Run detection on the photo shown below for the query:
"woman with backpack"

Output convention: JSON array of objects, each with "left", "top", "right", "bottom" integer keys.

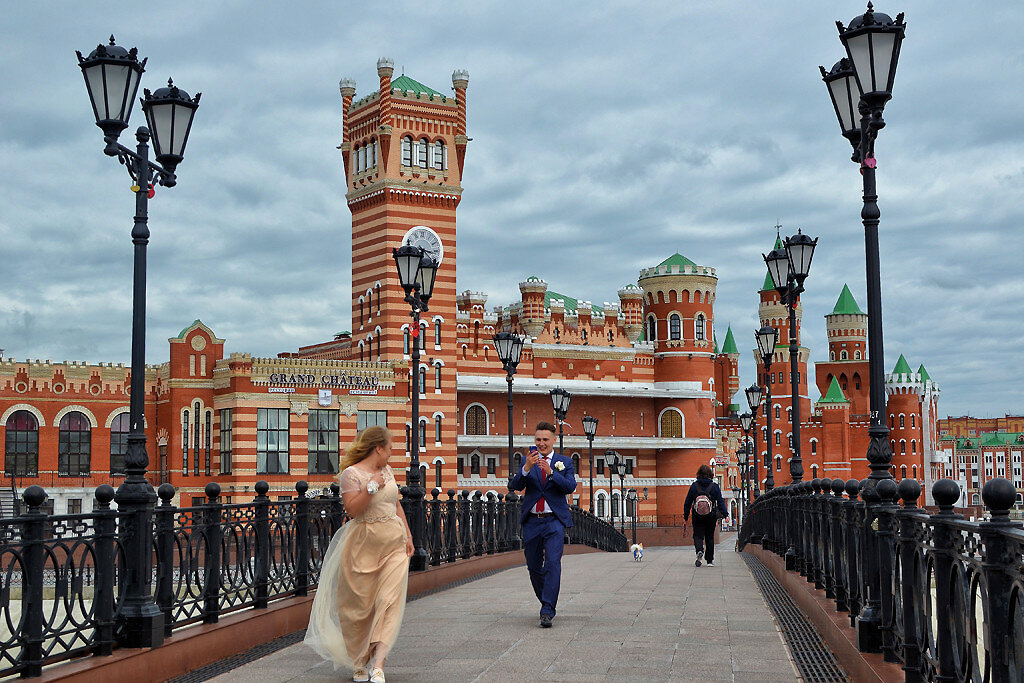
[{"left": 683, "top": 464, "right": 729, "bottom": 567}]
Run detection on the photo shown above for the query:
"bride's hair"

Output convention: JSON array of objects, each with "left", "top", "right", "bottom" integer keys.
[{"left": 339, "top": 425, "right": 391, "bottom": 474}]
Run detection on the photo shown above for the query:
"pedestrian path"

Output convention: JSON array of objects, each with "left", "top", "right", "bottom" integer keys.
[{"left": 208, "top": 541, "right": 799, "bottom": 682}]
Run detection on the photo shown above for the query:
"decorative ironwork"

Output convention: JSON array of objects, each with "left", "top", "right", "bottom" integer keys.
[{"left": 1, "top": 476, "right": 624, "bottom": 677}]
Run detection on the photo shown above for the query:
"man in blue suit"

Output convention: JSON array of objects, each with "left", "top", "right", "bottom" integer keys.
[{"left": 509, "top": 421, "right": 577, "bottom": 627}]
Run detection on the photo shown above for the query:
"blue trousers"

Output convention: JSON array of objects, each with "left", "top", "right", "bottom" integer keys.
[{"left": 522, "top": 515, "right": 565, "bottom": 617}]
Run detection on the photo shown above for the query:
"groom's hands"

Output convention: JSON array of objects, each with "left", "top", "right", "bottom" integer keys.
[
  {"left": 524, "top": 451, "right": 541, "bottom": 472},
  {"left": 537, "top": 458, "right": 552, "bottom": 476}
]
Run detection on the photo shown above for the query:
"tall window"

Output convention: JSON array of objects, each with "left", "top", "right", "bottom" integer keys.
[
  {"left": 433, "top": 141, "right": 445, "bottom": 170},
  {"left": 900, "top": 414, "right": 905, "bottom": 428},
  {"left": 110, "top": 412, "right": 129, "bottom": 475},
  {"left": 435, "top": 418, "right": 442, "bottom": 444},
  {"left": 572, "top": 453, "right": 581, "bottom": 473},
  {"left": 357, "top": 410, "right": 387, "bottom": 431},
  {"left": 58, "top": 411, "right": 91, "bottom": 476},
  {"left": 597, "top": 495, "right": 606, "bottom": 517},
  {"left": 182, "top": 409, "right": 190, "bottom": 476},
  {"left": 419, "top": 367, "right": 427, "bottom": 394},
  {"left": 487, "top": 457, "right": 496, "bottom": 475},
  {"left": 5, "top": 410, "right": 39, "bottom": 477},
  {"left": 205, "top": 411, "right": 212, "bottom": 476},
  {"left": 403, "top": 328, "right": 410, "bottom": 355},
  {"left": 597, "top": 457, "right": 605, "bottom": 474},
  {"left": 669, "top": 314, "right": 681, "bottom": 340},
  {"left": 193, "top": 402, "right": 201, "bottom": 476},
  {"left": 417, "top": 138, "right": 428, "bottom": 168},
  {"left": 435, "top": 365, "right": 442, "bottom": 391},
  {"left": 435, "top": 320, "right": 442, "bottom": 345},
  {"left": 419, "top": 322, "right": 427, "bottom": 350},
  {"left": 309, "top": 410, "right": 339, "bottom": 474},
  {"left": 471, "top": 454, "right": 480, "bottom": 475},
  {"left": 660, "top": 410, "right": 682, "bottom": 438},
  {"left": 465, "top": 405, "right": 488, "bottom": 435},
  {"left": 257, "top": 408, "right": 289, "bottom": 474},
  {"left": 695, "top": 314, "right": 706, "bottom": 340},
  {"left": 646, "top": 316, "right": 657, "bottom": 342},
  {"left": 611, "top": 493, "right": 620, "bottom": 517},
  {"left": 435, "top": 466, "right": 442, "bottom": 489},
  {"left": 219, "top": 409, "right": 233, "bottom": 474},
  {"left": 401, "top": 136, "right": 413, "bottom": 165},
  {"left": 419, "top": 420, "right": 427, "bottom": 448}
]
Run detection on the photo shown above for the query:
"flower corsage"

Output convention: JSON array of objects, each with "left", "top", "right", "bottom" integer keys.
[{"left": 553, "top": 461, "right": 565, "bottom": 472}]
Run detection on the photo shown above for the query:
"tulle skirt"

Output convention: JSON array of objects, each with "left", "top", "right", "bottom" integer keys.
[{"left": 304, "top": 516, "right": 409, "bottom": 670}]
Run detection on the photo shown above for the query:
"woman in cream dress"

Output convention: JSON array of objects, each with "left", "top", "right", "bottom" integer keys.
[{"left": 305, "top": 426, "right": 413, "bottom": 683}]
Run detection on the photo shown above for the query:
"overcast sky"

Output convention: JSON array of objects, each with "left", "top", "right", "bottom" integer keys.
[{"left": 1, "top": 1, "right": 1022, "bottom": 419}]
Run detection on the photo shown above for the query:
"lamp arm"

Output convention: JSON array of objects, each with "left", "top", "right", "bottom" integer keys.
[{"left": 105, "top": 135, "right": 177, "bottom": 187}]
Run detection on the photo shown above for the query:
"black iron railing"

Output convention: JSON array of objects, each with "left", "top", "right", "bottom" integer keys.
[
  {"left": 0, "top": 478, "right": 625, "bottom": 677},
  {"left": 740, "top": 476, "right": 1024, "bottom": 682}
]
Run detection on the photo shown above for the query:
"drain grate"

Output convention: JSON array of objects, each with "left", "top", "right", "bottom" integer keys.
[
  {"left": 164, "top": 564, "right": 519, "bottom": 682},
  {"left": 743, "top": 553, "right": 850, "bottom": 682}
]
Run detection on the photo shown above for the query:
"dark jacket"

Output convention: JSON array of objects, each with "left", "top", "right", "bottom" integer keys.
[
  {"left": 683, "top": 477, "right": 728, "bottom": 521},
  {"left": 508, "top": 452, "right": 577, "bottom": 527}
]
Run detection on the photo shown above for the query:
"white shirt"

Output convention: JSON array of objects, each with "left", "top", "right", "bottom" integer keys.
[{"left": 521, "top": 453, "right": 553, "bottom": 476}]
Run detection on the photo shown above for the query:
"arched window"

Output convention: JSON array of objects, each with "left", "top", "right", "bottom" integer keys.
[
  {"left": 901, "top": 464, "right": 907, "bottom": 478},
  {"left": 465, "top": 406, "right": 488, "bottom": 435},
  {"left": 830, "top": 351, "right": 835, "bottom": 360},
  {"left": 435, "top": 418, "right": 442, "bottom": 444},
  {"left": 403, "top": 328, "right": 410, "bottom": 355},
  {"left": 810, "top": 440, "right": 817, "bottom": 455},
  {"left": 911, "top": 439, "right": 917, "bottom": 454},
  {"left": 695, "top": 314, "right": 706, "bottom": 341},
  {"left": 776, "top": 455, "right": 782, "bottom": 471},
  {"left": 787, "top": 407, "right": 792, "bottom": 423},
  {"left": 419, "top": 367, "right": 426, "bottom": 394},
  {"left": 811, "top": 464, "right": 819, "bottom": 479},
  {"left": 418, "top": 138, "right": 429, "bottom": 168},
  {"left": 110, "top": 412, "right": 130, "bottom": 475},
  {"left": 420, "top": 322, "right": 427, "bottom": 350},
  {"left": 646, "top": 316, "right": 657, "bottom": 343},
  {"left": 900, "top": 414, "right": 905, "bottom": 428},
  {"left": 911, "top": 414, "right": 916, "bottom": 428},
  {"left": 597, "top": 494, "right": 606, "bottom": 517},
  {"left": 775, "top": 432, "right": 781, "bottom": 446},
  {"left": 840, "top": 350, "right": 848, "bottom": 360},
  {"left": 513, "top": 452, "right": 522, "bottom": 471},
  {"left": 900, "top": 440, "right": 907, "bottom": 454},
  {"left": 669, "top": 314, "right": 681, "bottom": 340},
  {"left": 572, "top": 453, "right": 580, "bottom": 473},
  {"left": 775, "top": 405, "right": 781, "bottom": 419},
  {"left": 432, "top": 140, "right": 444, "bottom": 170},
  {"left": 434, "top": 320, "right": 442, "bottom": 346},
  {"left": 5, "top": 410, "right": 39, "bottom": 477},
  {"left": 855, "top": 350, "right": 862, "bottom": 360},
  {"left": 611, "top": 492, "right": 620, "bottom": 517},
  {"left": 660, "top": 410, "right": 683, "bottom": 438},
  {"left": 912, "top": 465, "right": 918, "bottom": 478},
  {"left": 401, "top": 136, "right": 413, "bottom": 166},
  {"left": 59, "top": 411, "right": 91, "bottom": 476},
  {"left": 369, "top": 139, "right": 377, "bottom": 168},
  {"left": 470, "top": 454, "right": 480, "bottom": 475},
  {"left": 419, "top": 421, "right": 427, "bottom": 449},
  {"left": 435, "top": 466, "right": 442, "bottom": 489},
  {"left": 435, "top": 365, "right": 442, "bottom": 391}
]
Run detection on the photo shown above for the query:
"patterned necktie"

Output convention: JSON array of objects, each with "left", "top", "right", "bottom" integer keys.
[{"left": 535, "top": 458, "right": 548, "bottom": 513}]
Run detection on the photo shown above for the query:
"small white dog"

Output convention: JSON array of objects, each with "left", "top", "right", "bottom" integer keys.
[{"left": 630, "top": 542, "right": 644, "bottom": 561}]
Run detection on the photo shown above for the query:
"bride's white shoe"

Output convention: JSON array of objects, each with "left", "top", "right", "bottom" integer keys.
[{"left": 369, "top": 667, "right": 385, "bottom": 683}]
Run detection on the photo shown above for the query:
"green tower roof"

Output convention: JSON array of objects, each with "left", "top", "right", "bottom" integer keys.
[
  {"left": 722, "top": 326, "right": 738, "bottom": 354},
  {"left": 831, "top": 284, "right": 865, "bottom": 315},
  {"left": 176, "top": 320, "right": 204, "bottom": 338},
  {"left": 918, "top": 364, "right": 931, "bottom": 381},
  {"left": 391, "top": 74, "right": 444, "bottom": 98},
  {"left": 658, "top": 253, "right": 697, "bottom": 269},
  {"left": 544, "top": 290, "right": 601, "bottom": 315},
  {"left": 818, "top": 376, "right": 849, "bottom": 403},
  {"left": 892, "top": 354, "right": 913, "bottom": 375}
]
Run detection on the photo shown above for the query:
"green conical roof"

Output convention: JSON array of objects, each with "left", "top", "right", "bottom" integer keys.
[
  {"left": 818, "top": 376, "right": 849, "bottom": 403},
  {"left": 391, "top": 74, "right": 444, "bottom": 98},
  {"left": 722, "top": 326, "right": 738, "bottom": 354},
  {"left": 918, "top": 364, "right": 931, "bottom": 381},
  {"left": 892, "top": 354, "right": 913, "bottom": 375},
  {"left": 658, "top": 253, "right": 697, "bottom": 269},
  {"left": 831, "top": 284, "right": 865, "bottom": 315}
]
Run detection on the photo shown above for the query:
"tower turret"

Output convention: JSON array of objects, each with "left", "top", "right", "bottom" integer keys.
[
  {"left": 452, "top": 69, "right": 469, "bottom": 175},
  {"left": 519, "top": 276, "right": 548, "bottom": 339},
  {"left": 338, "top": 77, "right": 356, "bottom": 176},
  {"left": 617, "top": 284, "right": 644, "bottom": 343},
  {"left": 885, "top": 354, "right": 925, "bottom": 477},
  {"left": 815, "top": 284, "right": 870, "bottom": 416}
]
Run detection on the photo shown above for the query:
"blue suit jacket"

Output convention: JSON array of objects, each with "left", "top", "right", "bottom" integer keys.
[{"left": 508, "top": 453, "right": 577, "bottom": 528}]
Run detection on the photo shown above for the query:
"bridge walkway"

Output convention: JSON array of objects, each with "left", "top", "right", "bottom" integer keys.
[{"left": 208, "top": 541, "right": 799, "bottom": 682}]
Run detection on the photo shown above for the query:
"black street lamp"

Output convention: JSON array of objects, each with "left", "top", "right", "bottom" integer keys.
[
  {"left": 393, "top": 243, "right": 439, "bottom": 572},
  {"left": 763, "top": 228, "right": 817, "bottom": 486},
  {"left": 549, "top": 387, "right": 572, "bottom": 456},
  {"left": 493, "top": 332, "right": 526, "bottom": 480},
  {"left": 77, "top": 36, "right": 200, "bottom": 649},
  {"left": 740, "top": 412, "right": 754, "bottom": 506},
  {"left": 820, "top": 2, "right": 905, "bottom": 654},
  {"left": 745, "top": 383, "right": 765, "bottom": 498},
  {"left": 607, "top": 452, "right": 627, "bottom": 534},
  {"left": 755, "top": 326, "right": 779, "bottom": 491},
  {"left": 581, "top": 414, "right": 599, "bottom": 513},
  {"left": 736, "top": 443, "right": 750, "bottom": 524},
  {"left": 626, "top": 488, "right": 646, "bottom": 545}
]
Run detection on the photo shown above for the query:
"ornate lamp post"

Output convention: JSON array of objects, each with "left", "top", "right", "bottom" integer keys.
[
  {"left": 763, "top": 229, "right": 818, "bottom": 485},
  {"left": 819, "top": 2, "right": 905, "bottom": 653},
  {"left": 607, "top": 452, "right": 627, "bottom": 534},
  {"left": 745, "top": 383, "right": 765, "bottom": 498},
  {"left": 626, "top": 488, "right": 646, "bottom": 545},
  {"left": 549, "top": 387, "right": 572, "bottom": 455},
  {"left": 740, "top": 412, "right": 754, "bottom": 506},
  {"left": 493, "top": 332, "right": 525, "bottom": 479},
  {"left": 581, "top": 414, "right": 599, "bottom": 513},
  {"left": 77, "top": 36, "right": 200, "bottom": 648},
  {"left": 736, "top": 442, "right": 749, "bottom": 524},
  {"left": 393, "top": 244, "right": 439, "bottom": 572},
  {"left": 756, "top": 326, "right": 779, "bottom": 491}
]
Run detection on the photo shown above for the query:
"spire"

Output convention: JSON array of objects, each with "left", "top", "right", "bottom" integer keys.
[
  {"left": 713, "top": 333, "right": 719, "bottom": 354},
  {"left": 892, "top": 354, "right": 913, "bottom": 375},
  {"left": 722, "top": 326, "right": 738, "bottom": 354},
  {"left": 818, "top": 376, "right": 849, "bottom": 403},
  {"left": 657, "top": 253, "right": 697, "bottom": 269},
  {"left": 831, "top": 284, "right": 865, "bottom": 315}
]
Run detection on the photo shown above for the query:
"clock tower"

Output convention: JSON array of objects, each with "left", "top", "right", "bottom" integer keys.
[{"left": 339, "top": 58, "right": 468, "bottom": 486}]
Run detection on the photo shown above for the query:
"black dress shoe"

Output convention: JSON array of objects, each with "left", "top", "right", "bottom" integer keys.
[{"left": 539, "top": 614, "right": 553, "bottom": 628}]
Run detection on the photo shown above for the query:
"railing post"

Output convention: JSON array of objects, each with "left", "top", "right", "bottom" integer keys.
[
  {"left": 154, "top": 483, "right": 176, "bottom": 638},
  {"left": 845, "top": 479, "right": 864, "bottom": 627},
  {"left": 812, "top": 479, "right": 825, "bottom": 589},
  {"left": 856, "top": 479, "right": 884, "bottom": 653},
  {"left": 329, "top": 482, "right": 344, "bottom": 534},
  {"left": 830, "top": 479, "right": 848, "bottom": 611},
  {"left": 785, "top": 485, "right": 798, "bottom": 569},
  {"left": 295, "top": 480, "right": 310, "bottom": 594},
  {"left": 19, "top": 486, "right": 47, "bottom": 677},
  {"left": 873, "top": 478, "right": 899, "bottom": 662},
  {"left": 254, "top": 481, "right": 270, "bottom": 609},
  {"left": 507, "top": 492, "right": 521, "bottom": 550},
  {"left": 459, "top": 490, "right": 472, "bottom": 559},
  {"left": 203, "top": 483, "right": 223, "bottom": 624},
  {"left": 429, "top": 488, "right": 442, "bottom": 566},
  {"left": 980, "top": 478, "right": 1018, "bottom": 683},
  {"left": 929, "top": 480, "right": 961, "bottom": 682},
  {"left": 485, "top": 492, "right": 496, "bottom": 555},
  {"left": 820, "top": 479, "right": 834, "bottom": 598},
  {"left": 495, "top": 493, "right": 506, "bottom": 553},
  {"left": 92, "top": 484, "right": 117, "bottom": 656},
  {"left": 896, "top": 479, "right": 923, "bottom": 682},
  {"left": 472, "top": 491, "right": 484, "bottom": 556},
  {"left": 445, "top": 489, "right": 458, "bottom": 563}
]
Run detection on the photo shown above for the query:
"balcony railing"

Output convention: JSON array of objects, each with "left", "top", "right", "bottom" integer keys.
[
  {"left": 0, "top": 478, "right": 625, "bottom": 678},
  {"left": 740, "top": 476, "right": 1024, "bottom": 681}
]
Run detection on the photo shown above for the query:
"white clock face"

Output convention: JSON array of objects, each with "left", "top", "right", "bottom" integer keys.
[{"left": 402, "top": 226, "right": 444, "bottom": 266}]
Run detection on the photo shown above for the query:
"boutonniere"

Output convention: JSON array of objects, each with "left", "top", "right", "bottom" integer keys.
[{"left": 553, "top": 461, "right": 565, "bottom": 472}]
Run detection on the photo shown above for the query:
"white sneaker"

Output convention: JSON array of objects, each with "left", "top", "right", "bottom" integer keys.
[
  {"left": 695, "top": 550, "right": 703, "bottom": 567},
  {"left": 707, "top": 561, "right": 716, "bottom": 567}
]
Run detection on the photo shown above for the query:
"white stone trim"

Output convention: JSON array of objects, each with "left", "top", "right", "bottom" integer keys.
[
  {"left": 54, "top": 405, "right": 99, "bottom": 428},
  {"left": 458, "top": 435, "right": 715, "bottom": 450},
  {"left": 2, "top": 404, "right": 44, "bottom": 427},
  {"left": 457, "top": 375, "right": 708, "bottom": 399}
]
